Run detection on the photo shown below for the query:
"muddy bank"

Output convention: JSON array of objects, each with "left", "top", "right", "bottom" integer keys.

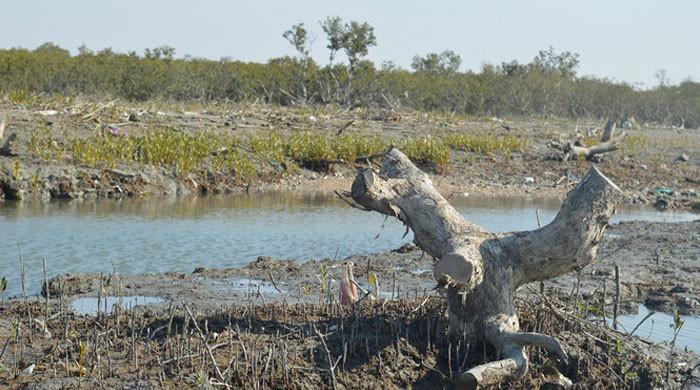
[
  {"left": 547, "top": 219, "right": 700, "bottom": 316},
  {"left": 1, "top": 103, "right": 698, "bottom": 210},
  {"left": 1, "top": 289, "right": 699, "bottom": 389}
]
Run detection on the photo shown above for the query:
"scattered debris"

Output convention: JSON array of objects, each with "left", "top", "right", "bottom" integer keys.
[
  {"left": 549, "top": 119, "right": 626, "bottom": 161},
  {"left": 654, "top": 196, "right": 669, "bottom": 211},
  {"left": 0, "top": 132, "right": 17, "bottom": 156},
  {"left": 21, "top": 364, "right": 36, "bottom": 376},
  {"left": 655, "top": 187, "right": 674, "bottom": 196}
]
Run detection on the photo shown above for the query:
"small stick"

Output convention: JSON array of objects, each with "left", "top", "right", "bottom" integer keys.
[
  {"left": 613, "top": 264, "right": 620, "bottom": 330},
  {"left": 98, "top": 273, "right": 103, "bottom": 319},
  {"left": 19, "top": 249, "right": 26, "bottom": 299},
  {"left": 43, "top": 258, "right": 50, "bottom": 323},
  {"left": 312, "top": 323, "right": 339, "bottom": 390},
  {"left": 267, "top": 271, "right": 284, "bottom": 294},
  {"left": 627, "top": 311, "right": 656, "bottom": 338},
  {"left": 409, "top": 296, "right": 430, "bottom": 315},
  {"left": 335, "top": 120, "right": 355, "bottom": 136},
  {"left": 182, "top": 303, "right": 225, "bottom": 382},
  {"left": 601, "top": 279, "right": 607, "bottom": 326}
]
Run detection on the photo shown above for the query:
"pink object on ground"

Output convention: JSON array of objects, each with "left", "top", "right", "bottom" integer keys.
[{"left": 339, "top": 263, "right": 358, "bottom": 306}]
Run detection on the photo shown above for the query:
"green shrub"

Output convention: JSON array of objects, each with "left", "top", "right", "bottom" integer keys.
[{"left": 401, "top": 136, "right": 450, "bottom": 172}]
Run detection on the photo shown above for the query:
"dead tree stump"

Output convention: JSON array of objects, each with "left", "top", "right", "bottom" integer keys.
[{"left": 347, "top": 148, "right": 623, "bottom": 389}]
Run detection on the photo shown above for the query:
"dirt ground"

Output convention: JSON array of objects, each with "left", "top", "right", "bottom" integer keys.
[
  {"left": 0, "top": 101, "right": 698, "bottom": 210},
  {"left": 1, "top": 286, "right": 698, "bottom": 389}
]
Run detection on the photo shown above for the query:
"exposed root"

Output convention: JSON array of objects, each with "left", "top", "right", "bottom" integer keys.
[
  {"left": 458, "top": 344, "right": 527, "bottom": 389},
  {"left": 505, "top": 331, "right": 568, "bottom": 362},
  {"left": 458, "top": 315, "right": 570, "bottom": 389}
]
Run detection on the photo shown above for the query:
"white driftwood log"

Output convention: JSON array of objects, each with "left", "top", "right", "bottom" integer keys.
[
  {"left": 563, "top": 135, "right": 625, "bottom": 161},
  {"left": 348, "top": 148, "right": 623, "bottom": 389},
  {"left": 563, "top": 119, "right": 626, "bottom": 161}
]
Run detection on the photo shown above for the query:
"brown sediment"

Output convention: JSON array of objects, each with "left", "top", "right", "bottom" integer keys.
[{"left": 0, "top": 291, "right": 698, "bottom": 389}]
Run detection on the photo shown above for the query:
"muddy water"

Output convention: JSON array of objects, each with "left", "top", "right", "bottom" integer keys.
[{"left": 0, "top": 193, "right": 697, "bottom": 298}]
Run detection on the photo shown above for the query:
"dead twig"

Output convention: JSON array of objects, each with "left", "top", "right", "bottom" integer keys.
[
  {"left": 81, "top": 99, "right": 117, "bottom": 120},
  {"left": 335, "top": 120, "right": 355, "bottom": 136},
  {"left": 182, "top": 303, "right": 226, "bottom": 382},
  {"left": 267, "top": 271, "right": 284, "bottom": 294},
  {"left": 409, "top": 296, "right": 431, "bottom": 315},
  {"left": 334, "top": 190, "right": 371, "bottom": 212},
  {"left": 312, "top": 322, "right": 339, "bottom": 390}
]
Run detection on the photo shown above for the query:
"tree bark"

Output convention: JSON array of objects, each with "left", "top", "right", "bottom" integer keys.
[{"left": 348, "top": 148, "right": 623, "bottom": 389}]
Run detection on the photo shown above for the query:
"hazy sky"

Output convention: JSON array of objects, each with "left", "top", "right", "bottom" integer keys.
[{"left": 2, "top": 0, "right": 698, "bottom": 87}]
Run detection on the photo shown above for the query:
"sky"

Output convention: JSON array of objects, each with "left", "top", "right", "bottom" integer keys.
[{"left": 1, "top": 0, "right": 698, "bottom": 87}]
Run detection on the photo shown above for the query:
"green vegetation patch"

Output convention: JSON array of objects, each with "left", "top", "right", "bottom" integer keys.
[{"left": 25, "top": 127, "right": 528, "bottom": 180}]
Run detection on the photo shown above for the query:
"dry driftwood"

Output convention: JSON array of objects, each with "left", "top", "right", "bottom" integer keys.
[
  {"left": 347, "top": 148, "right": 623, "bottom": 389},
  {"left": 551, "top": 119, "right": 626, "bottom": 161},
  {"left": 563, "top": 136, "right": 624, "bottom": 161}
]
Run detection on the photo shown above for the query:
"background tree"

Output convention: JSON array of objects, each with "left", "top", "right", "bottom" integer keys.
[
  {"left": 0, "top": 41, "right": 698, "bottom": 127},
  {"left": 531, "top": 46, "right": 580, "bottom": 78},
  {"left": 411, "top": 50, "right": 462, "bottom": 75},
  {"left": 283, "top": 23, "right": 314, "bottom": 102},
  {"left": 320, "top": 16, "right": 346, "bottom": 66},
  {"left": 320, "top": 16, "right": 376, "bottom": 104},
  {"left": 144, "top": 46, "right": 176, "bottom": 61}
]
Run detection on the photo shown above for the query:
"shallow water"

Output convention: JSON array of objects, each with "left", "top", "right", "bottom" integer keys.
[
  {"left": 0, "top": 192, "right": 697, "bottom": 298},
  {"left": 71, "top": 295, "right": 164, "bottom": 316},
  {"left": 614, "top": 305, "right": 700, "bottom": 353}
]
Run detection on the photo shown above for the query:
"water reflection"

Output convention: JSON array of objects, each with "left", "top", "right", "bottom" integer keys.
[{"left": 0, "top": 192, "right": 341, "bottom": 220}]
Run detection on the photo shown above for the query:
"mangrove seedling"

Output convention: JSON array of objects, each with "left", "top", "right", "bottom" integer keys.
[{"left": 319, "top": 263, "right": 328, "bottom": 294}]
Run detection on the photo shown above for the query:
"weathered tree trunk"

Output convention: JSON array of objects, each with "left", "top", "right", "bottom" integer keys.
[{"left": 348, "top": 148, "right": 623, "bottom": 389}]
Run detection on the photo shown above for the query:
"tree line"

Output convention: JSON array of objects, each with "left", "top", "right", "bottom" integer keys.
[{"left": 0, "top": 17, "right": 698, "bottom": 128}]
